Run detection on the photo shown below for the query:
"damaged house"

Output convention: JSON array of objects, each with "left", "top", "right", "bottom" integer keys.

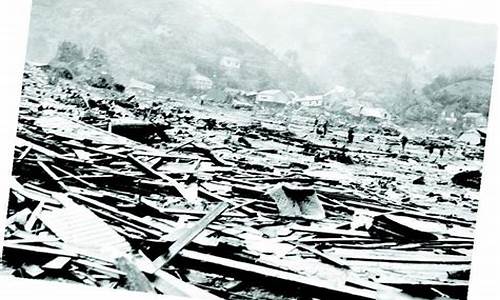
[
  {"left": 255, "top": 89, "right": 290, "bottom": 108},
  {"left": 187, "top": 73, "right": 214, "bottom": 91},
  {"left": 294, "top": 95, "right": 324, "bottom": 108}
]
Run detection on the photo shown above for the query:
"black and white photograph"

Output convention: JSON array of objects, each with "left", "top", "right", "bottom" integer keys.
[{"left": 0, "top": 0, "right": 498, "bottom": 299}]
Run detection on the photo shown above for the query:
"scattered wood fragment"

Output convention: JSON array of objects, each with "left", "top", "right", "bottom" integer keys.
[
  {"left": 152, "top": 202, "right": 230, "bottom": 271},
  {"left": 180, "top": 249, "right": 377, "bottom": 300}
]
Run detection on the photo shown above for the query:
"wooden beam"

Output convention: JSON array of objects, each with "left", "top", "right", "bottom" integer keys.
[
  {"left": 153, "top": 269, "right": 224, "bottom": 300},
  {"left": 152, "top": 202, "right": 230, "bottom": 272},
  {"left": 16, "top": 145, "right": 32, "bottom": 162},
  {"left": 291, "top": 224, "right": 371, "bottom": 238},
  {"left": 2, "top": 242, "right": 79, "bottom": 257},
  {"left": 68, "top": 192, "right": 171, "bottom": 235},
  {"left": 51, "top": 165, "right": 97, "bottom": 188},
  {"left": 115, "top": 256, "right": 154, "bottom": 292},
  {"left": 37, "top": 161, "right": 69, "bottom": 191},
  {"left": 179, "top": 250, "right": 376, "bottom": 300},
  {"left": 127, "top": 154, "right": 197, "bottom": 203},
  {"left": 294, "top": 243, "right": 350, "bottom": 269}
]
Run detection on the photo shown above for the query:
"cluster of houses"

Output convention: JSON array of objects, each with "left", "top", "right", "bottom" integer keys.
[
  {"left": 246, "top": 86, "right": 392, "bottom": 122},
  {"left": 125, "top": 53, "right": 487, "bottom": 140},
  {"left": 127, "top": 71, "right": 394, "bottom": 122},
  {"left": 128, "top": 54, "right": 244, "bottom": 94}
]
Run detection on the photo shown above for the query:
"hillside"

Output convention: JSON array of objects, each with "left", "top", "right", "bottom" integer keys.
[
  {"left": 211, "top": 0, "right": 497, "bottom": 91},
  {"left": 26, "top": 0, "right": 316, "bottom": 93},
  {"left": 433, "top": 79, "right": 493, "bottom": 115}
]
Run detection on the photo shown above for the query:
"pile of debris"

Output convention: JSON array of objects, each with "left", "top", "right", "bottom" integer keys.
[{"left": 1, "top": 64, "right": 483, "bottom": 300}]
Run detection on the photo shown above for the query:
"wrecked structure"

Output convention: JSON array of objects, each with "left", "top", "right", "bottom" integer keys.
[{"left": 0, "top": 63, "right": 486, "bottom": 300}]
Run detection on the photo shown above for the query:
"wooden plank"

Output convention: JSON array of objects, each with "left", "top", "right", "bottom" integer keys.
[
  {"left": 23, "top": 265, "right": 45, "bottom": 278},
  {"left": 42, "top": 256, "right": 72, "bottom": 270},
  {"left": 16, "top": 145, "right": 32, "bottom": 162},
  {"left": 110, "top": 251, "right": 224, "bottom": 299},
  {"left": 341, "top": 200, "right": 474, "bottom": 227},
  {"left": 291, "top": 224, "right": 371, "bottom": 238},
  {"left": 68, "top": 192, "right": 172, "bottom": 235},
  {"left": 10, "top": 181, "right": 60, "bottom": 206},
  {"left": 152, "top": 201, "right": 230, "bottom": 272},
  {"left": 38, "top": 195, "right": 132, "bottom": 258},
  {"left": 115, "top": 256, "right": 154, "bottom": 292},
  {"left": 127, "top": 154, "right": 197, "bottom": 203},
  {"left": 298, "top": 237, "right": 379, "bottom": 244},
  {"left": 5, "top": 208, "right": 31, "bottom": 226},
  {"left": 2, "top": 242, "right": 79, "bottom": 257},
  {"left": 16, "top": 137, "right": 85, "bottom": 164},
  {"left": 153, "top": 270, "right": 224, "bottom": 300},
  {"left": 88, "top": 206, "right": 164, "bottom": 238},
  {"left": 294, "top": 243, "right": 350, "bottom": 269},
  {"left": 51, "top": 165, "right": 97, "bottom": 188},
  {"left": 199, "top": 186, "right": 239, "bottom": 206},
  {"left": 63, "top": 140, "right": 128, "bottom": 159},
  {"left": 140, "top": 199, "right": 245, "bottom": 218},
  {"left": 37, "top": 161, "right": 69, "bottom": 191},
  {"left": 24, "top": 198, "right": 45, "bottom": 231},
  {"left": 163, "top": 139, "right": 195, "bottom": 155},
  {"left": 74, "top": 258, "right": 126, "bottom": 278},
  {"left": 180, "top": 249, "right": 376, "bottom": 300},
  {"left": 328, "top": 248, "right": 471, "bottom": 264}
]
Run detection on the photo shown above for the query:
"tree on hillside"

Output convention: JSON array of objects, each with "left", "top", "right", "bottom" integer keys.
[
  {"left": 87, "top": 47, "right": 109, "bottom": 69},
  {"left": 423, "top": 65, "right": 493, "bottom": 118},
  {"left": 51, "top": 41, "right": 84, "bottom": 65}
]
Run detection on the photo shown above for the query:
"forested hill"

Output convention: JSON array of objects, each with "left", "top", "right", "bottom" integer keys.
[{"left": 26, "top": 0, "right": 316, "bottom": 93}]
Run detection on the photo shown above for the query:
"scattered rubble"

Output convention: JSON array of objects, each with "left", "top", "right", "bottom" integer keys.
[
  {"left": 452, "top": 170, "right": 482, "bottom": 190},
  {"left": 1, "top": 63, "right": 484, "bottom": 300}
]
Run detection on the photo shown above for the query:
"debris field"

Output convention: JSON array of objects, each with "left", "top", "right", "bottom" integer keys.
[{"left": 0, "top": 64, "right": 484, "bottom": 300}]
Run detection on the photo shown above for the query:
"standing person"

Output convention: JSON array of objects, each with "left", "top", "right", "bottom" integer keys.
[
  {"left": 313, "top": 116, "right": 319, "bottom": 133},
  {"left": 322, "top": 120, "right": 329, "bottom": 137},
  {"left": 347, "top": 127, "right": 354, "bottom": 143},
  {"left": 439, "top": 147, "right": 445, "bottom": 158},
  {"left": 427, "top": 143, "right": 435, "bottom": 160},
  {"left": 427, "top": 144, "right": 434, "bottom": 155},
  {"left": 401, "top": 135, "right": 408, "bottom": 152}
]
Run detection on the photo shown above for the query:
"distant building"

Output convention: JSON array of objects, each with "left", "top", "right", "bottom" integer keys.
[
  {"left": 128, "top": 78, "right": 155, "bottom": 93},
  {"left": 223, "top": 87, "right": 242, "bottom": 97},
  {"left": 441, "top": 109, "right": 458, "bottom": 125},
  {"left": 187, "top": 74, "right": 213, "bottom": 91},
  {"left": 241, "top": 91, "right": 258, "bottom": 103},
  {"left": 359, "top": 106, "right": 389, "bottom": 120},
  {"left": 294, "top": 95, "right": 324, "bottom": 107},
  {"left": 203, "top": 88, "right": 229, "bottom": 102},
  {"left": 220, "top": 56, "right": 241, "bottom": 70},
  {"left": 462, "top": 112, "right": 487, "bottom": 129},
  {"left": 458, "top": 128, "right": 487, "bottom": 146},
  {"left": 346, "top": 103, "right": 390, "bottom": 121},
  {"left": 256, "top": 90, "right": 289, "bottom": 106}
]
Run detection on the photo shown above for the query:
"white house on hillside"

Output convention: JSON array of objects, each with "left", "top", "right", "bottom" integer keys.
[
  {"left": 294, "top": 95, "right": 324, "bottom": 107},
  {"left": 219, "top": 56, "right": 241, "bottom": 70},
  {"left": 187, "top": 74, "right": 213, "bottom": 91}
]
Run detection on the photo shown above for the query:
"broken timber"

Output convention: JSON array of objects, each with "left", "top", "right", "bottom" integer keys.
[
  {"left": 179, "top": 249, "right": 377, "bottom": 300},
  {"left": 152, "top": 201, "right": 230, "bottom": 271}
]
